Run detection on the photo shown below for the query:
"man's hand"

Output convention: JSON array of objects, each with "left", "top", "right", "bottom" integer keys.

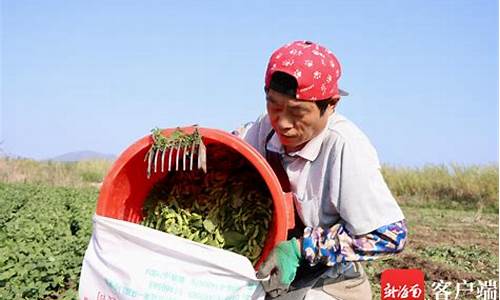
[{"left": 256, "top": 238, "right": 301, "bottom": 298}]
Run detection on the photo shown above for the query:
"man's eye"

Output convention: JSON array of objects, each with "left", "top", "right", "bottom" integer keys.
[
  {"left": 268, "top": 105, "right": 280, "bottom": 113},
  {"left": 268, "top": 102, "right": 281, "bottom": 110},
  {"left": 291, "top": 110, "right": 305, "bottom": 117}
]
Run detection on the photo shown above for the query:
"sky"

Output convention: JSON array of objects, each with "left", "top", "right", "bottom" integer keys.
[{"left": 1, "top": 0, "right": 498, "bottom": 166}]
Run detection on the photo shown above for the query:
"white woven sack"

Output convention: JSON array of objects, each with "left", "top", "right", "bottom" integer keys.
[{"left": 79, "top": 215, "right": 265, "bottom": 300}]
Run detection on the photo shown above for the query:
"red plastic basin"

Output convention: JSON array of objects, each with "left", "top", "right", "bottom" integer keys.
[{"left": 96, "top": 126, "right": 295, "bottom": 268}]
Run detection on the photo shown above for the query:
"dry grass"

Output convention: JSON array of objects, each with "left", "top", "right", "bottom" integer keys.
[
  {"left": 382, "top": 163, "right": 498, "bottom": 212},
  {"left": 0, "top": 158, "right": 497, "bottom": 212},
  {"left": 0, "top": 157, "right": 113, "bottom": 188}
]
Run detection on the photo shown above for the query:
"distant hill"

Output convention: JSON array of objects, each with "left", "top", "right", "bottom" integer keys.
[{"left": 50, "top": 151, "right": 115, "bottom": 162}]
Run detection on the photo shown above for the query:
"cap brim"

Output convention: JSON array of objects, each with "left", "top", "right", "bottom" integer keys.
[{"left": 339, "top": 89, "right": 349, "bottom": 96}]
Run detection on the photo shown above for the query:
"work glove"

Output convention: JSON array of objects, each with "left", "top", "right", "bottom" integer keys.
[{"left": 256, "top": 238, "right": 301, "bottom": 298}]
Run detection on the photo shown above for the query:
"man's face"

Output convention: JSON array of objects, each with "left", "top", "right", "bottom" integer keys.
[{"left": 266, "top": 89, "right": 333, "bottom": 153}]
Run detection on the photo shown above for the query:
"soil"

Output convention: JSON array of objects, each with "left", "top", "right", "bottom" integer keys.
[
  {"left": 365, "top": 206, "right": 499, "bottom": 299},
  {"left": 377, "top": 253, "right": 481, "bottom": 282}
]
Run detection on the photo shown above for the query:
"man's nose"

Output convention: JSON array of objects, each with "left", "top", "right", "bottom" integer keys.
[{"left": 276, "top": 115, "right": 293, "bottom": 132}]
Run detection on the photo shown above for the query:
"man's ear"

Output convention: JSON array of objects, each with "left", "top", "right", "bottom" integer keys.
[{"left": 330, "top": 97, "right": 341, "bottom": 112}]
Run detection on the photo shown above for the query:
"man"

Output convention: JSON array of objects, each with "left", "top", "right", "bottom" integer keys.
[{"left": 236, "top": 41, "right": 407, "bottom": 299}]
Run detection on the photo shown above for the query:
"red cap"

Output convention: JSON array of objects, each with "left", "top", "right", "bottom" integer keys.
[{"left": 265, "top": 40, "right": 348, "bottom": 101}]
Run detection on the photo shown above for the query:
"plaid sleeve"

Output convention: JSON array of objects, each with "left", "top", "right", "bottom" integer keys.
[{"left": 302, "top": 220, "right": 407, "bottom": 266}]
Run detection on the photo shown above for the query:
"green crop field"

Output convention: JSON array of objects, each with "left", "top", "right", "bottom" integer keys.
[
  {"left": 0, "top": 158, "right": 498, "bottom": 299},
  {"left": 0, "top": 182, "right": 97, "bottom": 299}
]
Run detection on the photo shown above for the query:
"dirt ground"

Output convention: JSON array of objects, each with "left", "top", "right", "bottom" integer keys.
[{"left": 364, "top": 205, "right": 499, "bottom": 299}]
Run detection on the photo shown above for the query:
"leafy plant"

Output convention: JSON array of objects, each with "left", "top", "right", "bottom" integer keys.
[{"left": 0, "top": 182, "right": 97, "bottom": 299}]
